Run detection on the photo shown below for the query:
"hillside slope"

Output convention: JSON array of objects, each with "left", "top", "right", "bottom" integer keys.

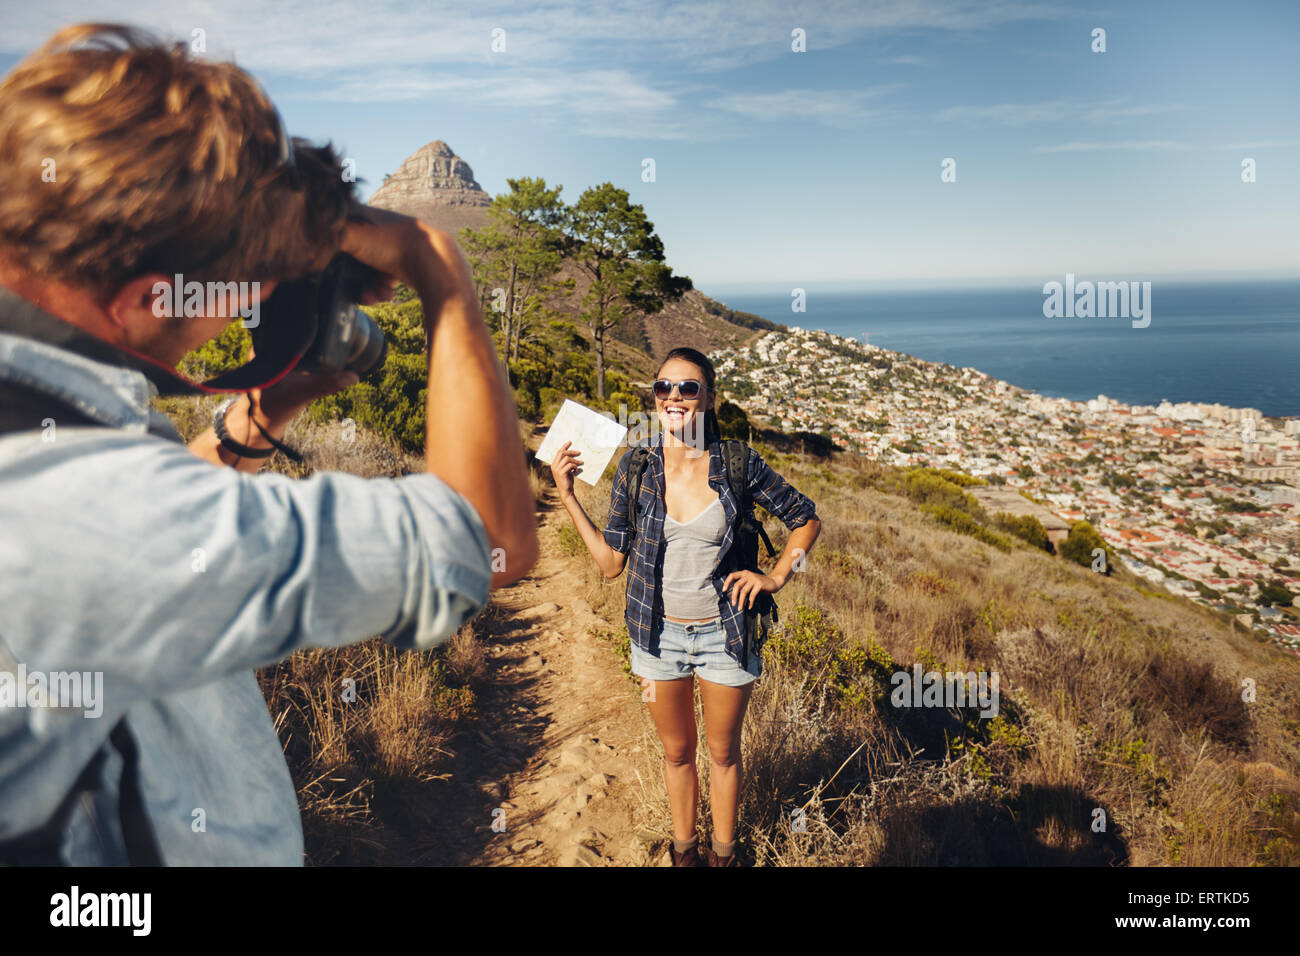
[{"left": 537, "top": 257, "right": 782, "bottom": 373}]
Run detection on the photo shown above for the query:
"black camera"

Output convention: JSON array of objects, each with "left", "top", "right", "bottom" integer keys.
[
  {"left": 294, "top": 253, "right": 388, "bottom": 377},
  {"left": 201, "top": 252, "right": 388, "bottom": 391}
]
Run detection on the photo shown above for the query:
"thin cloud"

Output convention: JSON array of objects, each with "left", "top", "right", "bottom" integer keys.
[
  {"left": 1219, "top": 139, "right": 1300, "bottom": 150},
  {"left": 709, "top": 85, "right": 902, "bottom": 126},
  {"left": 936, "top": 99, "right": 1074, "bottom": 125},
  {"left": 1084, "top": 104, "right": 1186, "bottom": 122},
  {"left": 938, "top": 99, "right": 1184, "bottom": 126},
  {"left": 296, "top": 66, "right": 678, "bottom": 111},
  {"left": 1033, "top": 140, "right": 1188, "bottom": 153}
]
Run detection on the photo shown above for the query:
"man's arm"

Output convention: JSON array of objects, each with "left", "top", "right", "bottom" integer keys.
[
  {"left": 188, "top": 207, "right": 539, "bottom": 588},
  {"left": 343, "top": 209, "right": 539, "bottom": 590},
  {"left": 1, "top": 433, "right": 496, "bottom": 695}
]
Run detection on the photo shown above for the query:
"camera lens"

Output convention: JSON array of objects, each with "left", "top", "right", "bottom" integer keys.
[{"left": 347, "top": 308, "right": 387, "bottom": 377}]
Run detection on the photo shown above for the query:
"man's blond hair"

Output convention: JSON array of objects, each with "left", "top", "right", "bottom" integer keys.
[{"left": 0, "top": 23, "right": 356, "bottom": 296}]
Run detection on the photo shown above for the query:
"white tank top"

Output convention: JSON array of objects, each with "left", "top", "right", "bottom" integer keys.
[{"left": 661, "top": 498, "right": 726, "bottom": 619}]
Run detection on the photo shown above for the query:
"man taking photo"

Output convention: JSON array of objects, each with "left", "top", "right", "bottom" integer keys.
[{"left": 0, "top": 23, "right": 539, "bottom": 865}]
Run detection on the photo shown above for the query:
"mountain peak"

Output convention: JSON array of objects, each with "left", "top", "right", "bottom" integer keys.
[{"left": 367, "top": 140, "right": 491, "bottom": 233}]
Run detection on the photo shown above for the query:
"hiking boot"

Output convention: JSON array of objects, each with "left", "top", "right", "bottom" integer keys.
[
  {"left": 668, "top": 842, "right": 701, "bottom": 866},
  {"left": 705, "top": 846, "right": 739, "bottom": 867}
]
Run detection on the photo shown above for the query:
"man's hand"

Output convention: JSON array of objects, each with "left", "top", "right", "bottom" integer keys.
[
  {"left": 189, "top": 342, "right": 360, "bottom": 473},
  {"left": 250, "top": 365, "right": 359, "bottom": 436},
  {"left": 339, "top": 205, "right": 473, "bottom": 310}
]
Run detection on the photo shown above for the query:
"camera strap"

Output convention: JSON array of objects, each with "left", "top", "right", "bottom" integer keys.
[
  {"left": 249, "top": 408, "right": 303, "bottom": 462},
  {"left": 0, "top": 284, "right": 315, "bottom": 395}
]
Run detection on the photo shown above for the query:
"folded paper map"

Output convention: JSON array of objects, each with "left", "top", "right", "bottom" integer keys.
[{"left": 536, "top": 399, "right": 629, "bottom": 487}]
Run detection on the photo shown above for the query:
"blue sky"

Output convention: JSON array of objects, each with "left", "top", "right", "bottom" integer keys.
[{"left": 3, "top": 1, "right": 1298, "bottom": 293}]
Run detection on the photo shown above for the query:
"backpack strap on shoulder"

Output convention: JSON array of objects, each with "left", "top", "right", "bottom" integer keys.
[
  {"left": 721, "top": 439, "right": 776, "bottom": 558},
  {"left": 623, "top": 445, "right": 652, "bottom": 540}
]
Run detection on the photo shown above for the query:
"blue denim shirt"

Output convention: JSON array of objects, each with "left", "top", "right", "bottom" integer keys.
[
  {"left": 0, "top": 293, "right": 493, "bottom": 865},
  {"left": 602, "top": 432, "right": 818, "bottom": 663}
]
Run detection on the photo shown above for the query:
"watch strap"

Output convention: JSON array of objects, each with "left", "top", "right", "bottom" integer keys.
[
  {"left": 214, "top": 396, "right": 274, "bottom": 459},
  {"left": 250, "top": 413, "right": 303, "bottom": 463}
]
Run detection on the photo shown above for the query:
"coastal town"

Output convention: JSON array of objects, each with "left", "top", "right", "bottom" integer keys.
[{"left": 711, "top": 328, "right": 1300, "bottom": 654}]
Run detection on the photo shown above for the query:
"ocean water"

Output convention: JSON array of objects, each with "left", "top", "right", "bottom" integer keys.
[{"left": 707, "top": 279, "right": 1300, "bottom": 418}]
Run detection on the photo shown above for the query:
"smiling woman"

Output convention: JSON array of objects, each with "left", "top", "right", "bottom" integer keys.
[{"left": 548, "top": 345, "right": 822, "bottom": 866}]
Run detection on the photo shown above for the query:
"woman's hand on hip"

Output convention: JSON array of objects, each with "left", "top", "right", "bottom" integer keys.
[{"left": 723, "top": 570, "right": 781, "bottom": 610}]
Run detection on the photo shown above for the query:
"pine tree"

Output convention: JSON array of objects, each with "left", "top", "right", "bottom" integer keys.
[
  {"left": 565, "top": 182, "right": 690, "bottom": 398},
  {"left": 461, "top": 177, "right": 570, "bottom": 365}
]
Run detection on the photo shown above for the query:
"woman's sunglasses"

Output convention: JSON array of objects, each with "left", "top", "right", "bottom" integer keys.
[{"left": 653, "top": 379, "right": 709, "bottom": 400}]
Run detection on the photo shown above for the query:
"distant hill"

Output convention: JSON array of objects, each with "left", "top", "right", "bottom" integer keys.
[{"left": 368, "top": 140, "right": 785, "bottom": 376}]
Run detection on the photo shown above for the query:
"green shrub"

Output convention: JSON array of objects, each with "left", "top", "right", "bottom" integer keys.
[
  {"left": 600, "top": 390, "right": 642, "bottom": 418},
  {"left": 538, "top": 387, "right": 565, "bottom": 420},
  {"left": 765, "top": 602, "right": 896, "bottom": 711},
  {"left": 992, "top": 512, "right": 1052, "bottom": 551},
  {"left": 1060, "top": 520, "right": 1112, "bottom": 572},
  {"left": 176, "top": 319, "right": 249, "bottom": 379},
  {"left": 899, "top": 469, "right": 986, "bottom": 519},
  {"left": 514, "top": 385, "right": 539, "bottom": 419},
  {"left": 304, "top": 300, "right": 428, "bottom": 452},
  {"left": 927, "top": 467, "right": 985, "bottom": 488},
  {"left": 557, "top": 523, "right": 585, "bottom": 557},
  {"left": 920, "top": 503, "right": 1012, "bottom": 552}
]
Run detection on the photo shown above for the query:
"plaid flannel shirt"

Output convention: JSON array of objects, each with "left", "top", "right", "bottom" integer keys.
[{"left": 602, "top": 432, "right": 818, "bottom": 664}]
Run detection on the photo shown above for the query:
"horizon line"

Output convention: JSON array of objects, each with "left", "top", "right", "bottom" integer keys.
[{"left": 697, "top": 271, "right": 1300, "bottom": 295}]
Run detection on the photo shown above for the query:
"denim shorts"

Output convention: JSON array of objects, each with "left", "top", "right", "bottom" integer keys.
[{"left": 630, "top": 616, "right": 761, "bottom": 687}]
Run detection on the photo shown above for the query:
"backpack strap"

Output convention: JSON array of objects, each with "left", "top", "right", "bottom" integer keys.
[
  {"left": 720, "top": 439, "right": 779, "bottom": 671},
  {"left": 0, "top": 381, "right": 99, "bottom": 431},
  {"left": 721, "top": 439, "right": 776, "bottom": 558},
  {"left": 0, "top": 378, "right": 165, "bottom": 866},
  {"left": 623, "top": 445, "right": 652, "bottom": 540}
]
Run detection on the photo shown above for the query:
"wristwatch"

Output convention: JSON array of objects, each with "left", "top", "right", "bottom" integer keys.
[{"left": 213, "top": 395, "right": 274, "bottom": 459}]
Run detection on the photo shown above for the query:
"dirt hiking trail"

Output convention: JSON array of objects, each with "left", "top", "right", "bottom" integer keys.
[{"left": 420, "top": 483, "right": 680, "bottom": 867}]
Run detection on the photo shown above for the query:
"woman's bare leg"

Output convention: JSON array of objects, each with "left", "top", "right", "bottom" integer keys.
[
  {"left": 697, "top": 677, "right": 753, "bottom": 844},
  {"left": 642, "top": 676, "right": 698, "bottom": 842}
]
